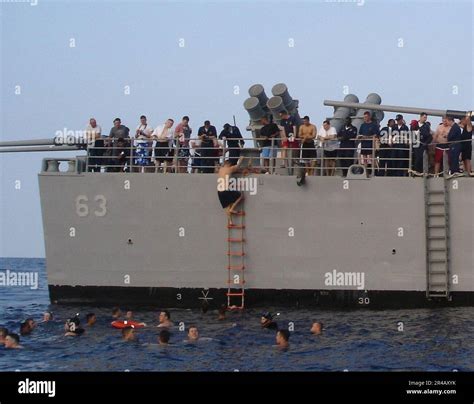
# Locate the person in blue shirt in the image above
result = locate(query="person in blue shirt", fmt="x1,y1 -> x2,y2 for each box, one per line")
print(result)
357,111 -> 379,176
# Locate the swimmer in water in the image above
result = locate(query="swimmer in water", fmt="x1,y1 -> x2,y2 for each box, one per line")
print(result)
218,305 -> 227,321
261,312 -> 278,331
157,310 -> 173,328
0,327 -> 8,345
276,329 -> 290,349
4,333 -> 23,349
20,321 -> 32,336
41,312 -> 53,323
64,316 -> 85,337
159,329 -> 171,345
310,322 -> 323,335
122,326 -> 136,342
112,307 -> 122,320
86,313 -> 97,327
187,326 -> 199,342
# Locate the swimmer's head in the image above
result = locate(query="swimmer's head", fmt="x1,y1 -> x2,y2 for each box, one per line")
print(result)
65,315 -> 81,333
311,322 -> 323,335
122,326 -> 135,341
188,326 -> 199,341
5,333 -> 20,349
20,322 -> 32,336
276,329 -> 290,346
125,311 -> 133,320
159,329 -> 170,345
261,312 -> 273,326
26,318 -> 36,330
159,311 -> 171,323
112,307 -> 122,318
43,312 -> 53,322
86,313 -> 96,326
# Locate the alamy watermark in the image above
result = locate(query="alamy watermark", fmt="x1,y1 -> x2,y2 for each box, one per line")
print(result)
54,128 -> 92,146
0,269 -> 39,290
217,175 -> 257,195
325,269 -> 365,290
18,379 -> 55,398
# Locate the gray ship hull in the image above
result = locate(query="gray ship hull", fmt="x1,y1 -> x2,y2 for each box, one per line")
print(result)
39,171 -> 474,308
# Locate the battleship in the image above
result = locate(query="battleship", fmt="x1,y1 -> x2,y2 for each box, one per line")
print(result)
1,83 -> 473,309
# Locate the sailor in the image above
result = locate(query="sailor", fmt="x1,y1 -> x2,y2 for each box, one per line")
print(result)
111,307 -> 122,320
447,116 -> 463,177
275,329 -> 290,349
279,110 -> 298,169
219,123 -> 244,166
310,322 -> 323,335
157,311 -> 174,328
377,119 -> 396,177
158,329 -> 171,345
41,312 -> 53,323
358,111 -> 380,176
337,117 -> 358,177
412,113 -> 432,175
64,316 -> 85,337
217,155 -> 245,225
198,120 -> 218,173
187,326 -> 199,342
261,312 -> 278,331
4,333 -> 23,349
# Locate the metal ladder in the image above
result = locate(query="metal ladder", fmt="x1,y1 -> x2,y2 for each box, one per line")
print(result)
226,203 -> 246,309
424,175 -> 450,299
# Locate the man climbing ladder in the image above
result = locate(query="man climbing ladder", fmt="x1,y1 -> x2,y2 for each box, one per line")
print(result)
217,156 -> 245,225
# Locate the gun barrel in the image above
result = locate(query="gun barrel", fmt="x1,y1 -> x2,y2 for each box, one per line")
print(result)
324,100 -> 474,120
0,145 -> 80,153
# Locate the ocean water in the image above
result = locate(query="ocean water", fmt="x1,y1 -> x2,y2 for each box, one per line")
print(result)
0,257 -> 473,372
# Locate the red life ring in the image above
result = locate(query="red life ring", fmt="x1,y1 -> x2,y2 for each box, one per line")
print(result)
111,320 -> 145,329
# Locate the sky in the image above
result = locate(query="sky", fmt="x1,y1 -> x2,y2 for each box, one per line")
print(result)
0,0 -> 473,257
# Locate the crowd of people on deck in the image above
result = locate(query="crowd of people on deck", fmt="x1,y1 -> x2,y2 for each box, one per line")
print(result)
0,307 -> 324,351
83,111 -> 472,177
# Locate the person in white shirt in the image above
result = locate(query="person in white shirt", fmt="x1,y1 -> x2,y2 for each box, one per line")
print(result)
85,118 -> 104,172
152,119 -> 175,173
318,120 -> 339,176
134,115 -> 154,172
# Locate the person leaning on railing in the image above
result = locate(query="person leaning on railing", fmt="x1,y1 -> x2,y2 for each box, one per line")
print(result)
107,118 -> 130,172
174,116 -> 192,173
298,115 -> 317,176
152,119 -> 175,173
357,111 -> 379,176
432,116 -> 450,176
459,114 -> 473,175
197,120 -> 218,173
133,115 -> 154,172
412,113 -> 432,176
219,123 -> 244,166
85,118 -> 103,172
446,115 -> 463,176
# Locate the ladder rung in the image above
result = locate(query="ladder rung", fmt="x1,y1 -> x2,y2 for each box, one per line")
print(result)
429,282 -> 448,287
227,292 -> 244,296
429,259 -> 447,263
231,211 -> 245,216
430,270 -> 447,274
428,190 -> 444,195
227,238 -> 245,242
428,213 -> 445,217
228,225 -> 246,229
227,252 -> 245,256
428,292 -> 449,297
428,202 -> 445,206
428,236 -> 447,240
428,225 -> 446,228
227,265 -> 245,270
428,248 -> 447,252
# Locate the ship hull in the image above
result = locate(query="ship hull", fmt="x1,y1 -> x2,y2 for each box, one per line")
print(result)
39,171 -> 474,308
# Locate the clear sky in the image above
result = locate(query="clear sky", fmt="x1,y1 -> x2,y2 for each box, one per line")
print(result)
0,0 -> 473,257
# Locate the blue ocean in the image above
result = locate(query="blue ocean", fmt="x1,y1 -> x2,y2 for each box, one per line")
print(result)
0,258 -> 473,372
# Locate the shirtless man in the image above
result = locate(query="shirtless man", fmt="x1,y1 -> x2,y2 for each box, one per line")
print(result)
432,116 -> 451,175
217,156 -> 245,225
